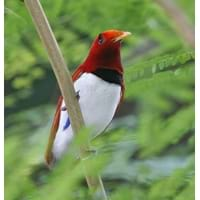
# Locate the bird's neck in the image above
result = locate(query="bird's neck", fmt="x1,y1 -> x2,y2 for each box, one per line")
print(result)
81,47 -> 123,75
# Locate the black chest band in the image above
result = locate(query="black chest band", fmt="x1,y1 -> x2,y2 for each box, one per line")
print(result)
92,68 -> 123,85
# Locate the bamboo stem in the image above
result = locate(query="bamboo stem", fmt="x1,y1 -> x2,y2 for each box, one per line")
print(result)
23,0 -> 107,198
155,0 -> 195,48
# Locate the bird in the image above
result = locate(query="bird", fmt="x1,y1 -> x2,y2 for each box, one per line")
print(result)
45,29 -> 131,166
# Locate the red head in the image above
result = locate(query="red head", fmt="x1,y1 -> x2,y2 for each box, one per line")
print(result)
81,30 -> 131,75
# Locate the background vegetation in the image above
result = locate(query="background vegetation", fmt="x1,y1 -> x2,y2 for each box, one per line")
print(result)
5,0 -> 194,199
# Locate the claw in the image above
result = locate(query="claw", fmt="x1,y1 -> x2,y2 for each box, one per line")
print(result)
76,90 -> 80,100
61,106 -> 67,111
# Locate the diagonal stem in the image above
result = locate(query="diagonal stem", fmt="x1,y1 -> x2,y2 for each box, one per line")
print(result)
23,0 -> 108,198
155,0 -> 194,48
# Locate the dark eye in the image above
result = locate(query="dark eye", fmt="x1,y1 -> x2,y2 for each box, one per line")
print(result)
98,34 -> 104,45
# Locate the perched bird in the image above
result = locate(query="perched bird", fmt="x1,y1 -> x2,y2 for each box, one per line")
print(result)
45,29 -> 131,166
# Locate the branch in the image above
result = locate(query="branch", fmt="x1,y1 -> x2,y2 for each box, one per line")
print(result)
23,0 -> 107,198
155,0 -> 195,48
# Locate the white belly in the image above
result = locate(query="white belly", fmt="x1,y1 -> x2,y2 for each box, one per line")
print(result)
53,73 -> 121,159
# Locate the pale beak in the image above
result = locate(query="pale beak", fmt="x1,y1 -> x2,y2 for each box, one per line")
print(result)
113,31 -> 132,42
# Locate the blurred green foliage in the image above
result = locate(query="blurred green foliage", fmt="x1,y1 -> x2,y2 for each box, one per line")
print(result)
5,0 -> 194,199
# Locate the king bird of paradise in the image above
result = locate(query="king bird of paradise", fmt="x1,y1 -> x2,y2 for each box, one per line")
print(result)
45,30 -> 131,166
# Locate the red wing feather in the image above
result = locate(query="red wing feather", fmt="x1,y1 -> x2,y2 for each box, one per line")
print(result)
72,65 -> 83,81
45,96 -> 63,165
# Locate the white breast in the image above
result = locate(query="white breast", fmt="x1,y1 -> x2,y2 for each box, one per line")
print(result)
52,73 -> 121,159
